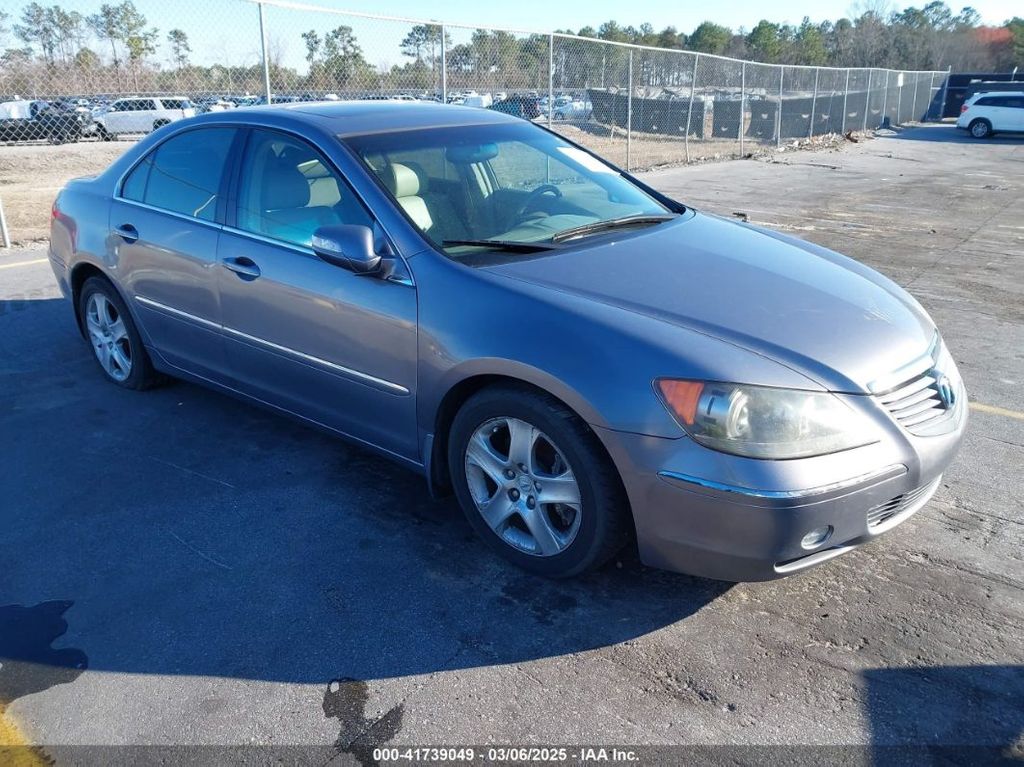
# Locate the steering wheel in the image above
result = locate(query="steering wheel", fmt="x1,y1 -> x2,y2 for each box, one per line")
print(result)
515,184 -> 562,221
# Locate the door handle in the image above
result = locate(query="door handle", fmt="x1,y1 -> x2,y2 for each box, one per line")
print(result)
222,256 -> 261,280
114,223 -> 138,243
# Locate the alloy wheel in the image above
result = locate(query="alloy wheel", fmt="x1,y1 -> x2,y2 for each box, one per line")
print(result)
464,417 -> 582,557
85,292 -> 132,382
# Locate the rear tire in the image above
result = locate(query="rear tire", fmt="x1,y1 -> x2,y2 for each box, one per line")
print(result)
448,384 -> 631,578
969,119 -> 992,139
98,125 -> 114,141
152,119 -> 170,131
78,277 -> 162,390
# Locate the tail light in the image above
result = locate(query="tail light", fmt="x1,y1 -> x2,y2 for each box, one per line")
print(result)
961,104 -> 969,113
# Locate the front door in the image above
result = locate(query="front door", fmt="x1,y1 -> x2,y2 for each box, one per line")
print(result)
217,128 -> 418,459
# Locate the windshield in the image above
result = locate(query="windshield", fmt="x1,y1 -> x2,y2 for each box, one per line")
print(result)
343,122 -> 676,256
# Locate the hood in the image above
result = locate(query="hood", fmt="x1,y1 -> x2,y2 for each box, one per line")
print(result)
484,212 -> 935,393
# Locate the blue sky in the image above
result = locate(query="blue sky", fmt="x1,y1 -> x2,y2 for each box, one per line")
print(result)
17,0 -> 1022,71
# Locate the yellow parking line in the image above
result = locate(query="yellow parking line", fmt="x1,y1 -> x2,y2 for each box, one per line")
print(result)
0,258 -> 48,270
0,705 -> 46,766
970,402 -> 1024,421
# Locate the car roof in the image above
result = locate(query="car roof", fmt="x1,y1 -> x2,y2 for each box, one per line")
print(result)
191,100 -> 523,137
970,91 -> 1024,99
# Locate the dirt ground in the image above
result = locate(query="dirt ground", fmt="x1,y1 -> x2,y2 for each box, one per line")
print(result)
0,140 -> 132,243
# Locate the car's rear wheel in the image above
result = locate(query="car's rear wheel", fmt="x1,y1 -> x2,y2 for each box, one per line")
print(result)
152,119 -> 170,131
78,277 -> 161,390
97,125 -> 114,141
448,385 -> 631,578
969,119 -> 993,138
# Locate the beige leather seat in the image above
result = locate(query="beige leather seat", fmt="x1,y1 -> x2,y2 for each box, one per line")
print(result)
384,163 -> 433,233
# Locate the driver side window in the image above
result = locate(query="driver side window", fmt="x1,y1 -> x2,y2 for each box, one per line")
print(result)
235,130 -> 371,248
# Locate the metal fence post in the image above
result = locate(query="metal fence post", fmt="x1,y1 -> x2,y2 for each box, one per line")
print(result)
739,61 -> 746,157
547,33 -> 554,129
684,53 -> 698,163
841,68 -> 850,133
808,67 -> 819,138
0,196 -> 10,249
777,66 -> 784,148
440,24 -> 447,103
863,69 -> 872,130
910,71 -> 919,122
257,2 -> 272,104
926,71 -> 936,121
939,66 -> 951,119
880,70 -> 889,126
626,49 -> 633,170
895,72 -> 903,125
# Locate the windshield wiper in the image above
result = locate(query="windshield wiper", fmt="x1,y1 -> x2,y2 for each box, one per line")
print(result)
550,214 -> 677,243
442,239 -> 558,253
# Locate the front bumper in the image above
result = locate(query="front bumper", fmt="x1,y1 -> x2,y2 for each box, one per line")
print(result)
595,395 -> 966,581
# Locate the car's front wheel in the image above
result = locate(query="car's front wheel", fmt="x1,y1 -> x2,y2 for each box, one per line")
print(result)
969,119 -> 993,138
78,277 -> 161,390
448,385 -> 631,578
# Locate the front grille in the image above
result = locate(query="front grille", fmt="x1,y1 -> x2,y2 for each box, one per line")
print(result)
875,369 -> 953,435
867,481 -> 936,528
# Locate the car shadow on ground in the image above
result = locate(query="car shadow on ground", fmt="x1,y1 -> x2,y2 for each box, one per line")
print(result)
863,665 -> 1024,760
879,123 -> 1024,144
0,297 -> 730,708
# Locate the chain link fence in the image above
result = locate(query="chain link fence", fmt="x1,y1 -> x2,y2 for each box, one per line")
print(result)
1,0 -> 948,241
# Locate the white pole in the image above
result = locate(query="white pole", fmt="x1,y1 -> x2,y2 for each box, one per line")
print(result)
684,54 -> 698,162
258,2 -> 272,103
0,196 -> 10,248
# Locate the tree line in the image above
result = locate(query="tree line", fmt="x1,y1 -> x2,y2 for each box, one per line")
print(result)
1,1 -> 1021,99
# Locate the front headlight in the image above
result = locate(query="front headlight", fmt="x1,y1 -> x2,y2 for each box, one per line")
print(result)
655,379 -> 878,459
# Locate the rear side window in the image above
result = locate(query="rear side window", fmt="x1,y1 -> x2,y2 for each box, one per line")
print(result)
121,128 -> 236,221
161,99 -> 188,110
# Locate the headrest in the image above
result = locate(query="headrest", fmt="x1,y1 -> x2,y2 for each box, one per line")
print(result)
384,163 -> 423,198
262,160 -> 311,210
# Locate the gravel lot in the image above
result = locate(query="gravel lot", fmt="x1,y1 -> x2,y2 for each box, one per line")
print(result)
1,124 -> 1022,762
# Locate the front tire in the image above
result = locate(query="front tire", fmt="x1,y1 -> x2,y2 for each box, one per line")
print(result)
78,277 -> 161,390
98,125 -> 114,141
969,119 -> 993,139
448,385 -> 631,578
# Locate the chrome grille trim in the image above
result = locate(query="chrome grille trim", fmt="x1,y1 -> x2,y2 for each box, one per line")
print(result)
874,369 -> 956,435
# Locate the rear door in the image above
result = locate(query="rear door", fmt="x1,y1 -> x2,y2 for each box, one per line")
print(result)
216,127 -> 419,458
110,126 -> 239,379
134,99 -> 159,132
103,99 -> 131,133
977,97 -> 1009,130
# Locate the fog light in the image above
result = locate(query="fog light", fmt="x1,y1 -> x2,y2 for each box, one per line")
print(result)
801,525 -> 833,550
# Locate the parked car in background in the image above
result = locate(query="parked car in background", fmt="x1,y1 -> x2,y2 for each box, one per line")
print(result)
0,98 -> 92,144
553,96 -> 593,121
956,91 -> 1024,138
489,95 -> 542,120
462,92 -> 494,108
94,97 -> 195,140
49,102 -> 966,581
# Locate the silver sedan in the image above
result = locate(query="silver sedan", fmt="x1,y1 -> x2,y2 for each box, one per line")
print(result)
48,102 -> 966,580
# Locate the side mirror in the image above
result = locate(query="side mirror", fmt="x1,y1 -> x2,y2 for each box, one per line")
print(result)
311,225 -> 381,275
